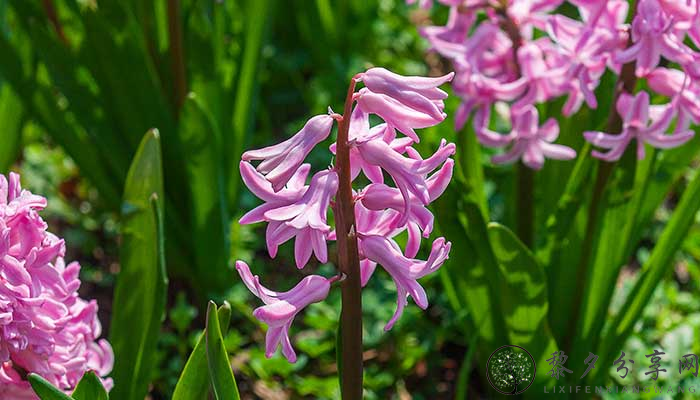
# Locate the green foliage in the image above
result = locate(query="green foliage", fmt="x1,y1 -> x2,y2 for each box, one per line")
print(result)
173,302 -> 233,400
8,0 -> 700,398
29,374 -> 74,400
109,130 -> 168,400
71,372 -> 109,400
0,85 -> 23,172
30,372 -> 108,400
0,0 -> 277,295
205,301 -> 240,400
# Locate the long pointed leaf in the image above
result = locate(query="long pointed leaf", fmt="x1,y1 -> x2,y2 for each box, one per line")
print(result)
179,93 -> 231,293
173,302 -> 232,400
591,166 -> 700,383
109,130 -> 168,400
205,301 -> 240,400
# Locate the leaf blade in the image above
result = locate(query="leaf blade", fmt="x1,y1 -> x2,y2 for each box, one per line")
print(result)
109,130 -> 168,400
28,374 -> 74,400
205,301 -> 240,400
173,303 -> 232,400
71,371 -> 108,400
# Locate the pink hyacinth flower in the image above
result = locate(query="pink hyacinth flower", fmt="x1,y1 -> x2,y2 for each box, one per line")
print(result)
264,169 -> 338,268
357,68 -> 454,121
235,261 -> 331,363
242,114 -> 334,191
360,159 -> 454,257
355,86 -> 449,143
487,106 -> 576,170
511,40 -> 568,114
615,0 -> 696,77
329,107 -> 386,183
547,14 -> 612,115
420,6 -> 476,57
584,91 -> 694,161
352,203 -> 405,287
0,173 -> 113,397
507,0 -> 565,30
357,138 -> 455,223
360,235 -> 451,331
238,161 -> 309,225
647,68 -> 700,132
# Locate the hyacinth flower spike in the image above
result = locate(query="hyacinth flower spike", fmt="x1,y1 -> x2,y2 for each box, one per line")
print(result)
0,173 -> 112,397
235,67 -> 454,394
235,261 -> 331,362
242,114 -> 334,191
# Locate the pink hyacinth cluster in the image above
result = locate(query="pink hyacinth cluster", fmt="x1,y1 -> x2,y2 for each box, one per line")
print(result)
0,173 -> 113,399
236,67 -> 455,362
413,0 -> 699,167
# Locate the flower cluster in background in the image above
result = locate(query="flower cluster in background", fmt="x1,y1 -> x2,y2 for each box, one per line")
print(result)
414,0 -> 700,168
0,173 -> 113,399
237,67 -> 455,362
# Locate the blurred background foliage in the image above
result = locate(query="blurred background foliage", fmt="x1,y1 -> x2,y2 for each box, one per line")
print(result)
1,0 -> 700,399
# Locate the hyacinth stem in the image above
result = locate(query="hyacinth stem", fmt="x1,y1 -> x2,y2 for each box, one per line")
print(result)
564,57 -> 638,354
41,0 -> 68,45
335,77 -> 363,400
516,164 -> 535,247
167,0 -> 187,115
496,2 -> 535,246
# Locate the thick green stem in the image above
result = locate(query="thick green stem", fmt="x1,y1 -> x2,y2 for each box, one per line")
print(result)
335,78 -> 363,400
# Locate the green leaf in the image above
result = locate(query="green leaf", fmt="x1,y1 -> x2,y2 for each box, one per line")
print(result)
206,301 -> 240,400
173,302 -> 232,400
487,223 -> 558,390
179,93 -> 231,293
28,374 -> 74,400
71,371 -> 108,400
0,30 -> 121,207
109,130 -> 168,400
228,0 -> 271,205
434,177 -> 508,352
456,122 -> 488,218
592,167 -> 700,383
0,85 -> 23,172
